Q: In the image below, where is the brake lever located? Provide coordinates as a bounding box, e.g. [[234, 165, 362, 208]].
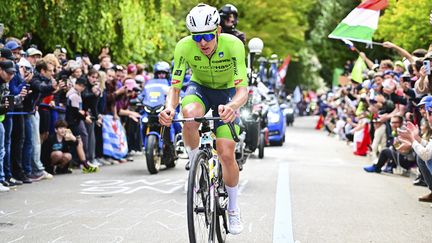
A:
[[227, 122, 240, 143]]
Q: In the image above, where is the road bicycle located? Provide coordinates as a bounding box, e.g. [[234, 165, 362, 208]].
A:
[[171, 117, 239, 243]]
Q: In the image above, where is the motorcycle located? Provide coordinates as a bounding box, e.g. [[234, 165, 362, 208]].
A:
[[280, 102, 295, 126], [138, 78, 179, 174]]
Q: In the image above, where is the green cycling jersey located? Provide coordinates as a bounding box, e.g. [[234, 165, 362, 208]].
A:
[[171, 33, 247, 90]]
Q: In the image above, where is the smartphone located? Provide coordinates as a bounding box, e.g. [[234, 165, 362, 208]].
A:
[[2, 95, 14, 111], [424, 60, 431, 75]]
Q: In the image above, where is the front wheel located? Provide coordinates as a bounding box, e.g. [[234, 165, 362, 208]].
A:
[[258, 133, 265, 159], [187, 151, 216, 243], [145, 135, 161, 174], [216, 171, 228, 243]]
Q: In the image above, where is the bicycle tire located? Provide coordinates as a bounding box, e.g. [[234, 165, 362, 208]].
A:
[[215, 166, 229, 243], [187, 150, 216, 243]]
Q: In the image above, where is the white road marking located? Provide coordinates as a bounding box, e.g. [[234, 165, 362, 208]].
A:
[[273, 163, 294, 243], [82, 221, 110, 230], [238, 179, 249, 195], [50, 236, 64, 243], [7, 236, 24, 243], [23, 221, 30, 230], [144, 209, 160, 218], [51, 221, 72, 230], [106, 208, 124, 218]]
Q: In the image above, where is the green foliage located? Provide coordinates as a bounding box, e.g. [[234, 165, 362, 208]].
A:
[[0, 0, 180, 64], [304, 0, 358, 86], [0, 0, 316, 67], [375, 0, 432, 52]]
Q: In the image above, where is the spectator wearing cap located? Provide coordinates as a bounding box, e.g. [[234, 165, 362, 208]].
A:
[[127, 64, 137, 79], [26, 48, 42, 67], [4, 40, 22, 62], [119, 78, 141, 155], [6, 58, 32, 185], [22, 60, 57, 181], [53, 46, 67, 64], [0, 48, 16, 62], [2, 55, 29, 187], [394, 61, 406, 77], [0, 60, 18, 190], [65, 77, 97, 172]]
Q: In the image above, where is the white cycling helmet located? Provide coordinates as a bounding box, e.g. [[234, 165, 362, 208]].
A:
[[186, 3, 220, 33]]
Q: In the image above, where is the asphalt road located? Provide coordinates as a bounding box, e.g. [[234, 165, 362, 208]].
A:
[[1, 116, 431, 243]]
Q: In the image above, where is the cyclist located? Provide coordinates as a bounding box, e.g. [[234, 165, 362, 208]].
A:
[[159, 3, 248, 235], [219, 4, 246, 44]]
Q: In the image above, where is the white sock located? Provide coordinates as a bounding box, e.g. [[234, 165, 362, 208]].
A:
[[187, 147, 199, 162], [226, 185, 239, 212]]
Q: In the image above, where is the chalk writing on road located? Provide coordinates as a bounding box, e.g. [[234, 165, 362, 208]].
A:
[[80, 179, 186, 195]]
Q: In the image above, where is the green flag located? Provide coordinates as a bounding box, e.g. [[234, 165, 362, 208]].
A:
[[351, 55, 367, 83], [332, 68, 344, 87]]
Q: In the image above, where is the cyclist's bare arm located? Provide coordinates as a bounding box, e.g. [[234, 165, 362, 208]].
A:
[[159, 87, 180, 126], [228, 86, 248, 110]]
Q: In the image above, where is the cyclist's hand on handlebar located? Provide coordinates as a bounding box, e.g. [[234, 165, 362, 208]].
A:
[[218, 104, 236, 123], [159, 107, 175, 126]]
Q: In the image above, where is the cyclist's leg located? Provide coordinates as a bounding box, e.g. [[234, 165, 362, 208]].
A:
[[181, 82, 208, 160], [215, 125, 243, 234], [209, 88, 241, 210]]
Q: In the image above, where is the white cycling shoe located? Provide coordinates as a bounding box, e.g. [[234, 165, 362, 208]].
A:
[[228, 210, 244, 235]]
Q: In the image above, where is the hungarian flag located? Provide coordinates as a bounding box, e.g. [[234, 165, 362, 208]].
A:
[[277, 55, 291, 85], [328, 0, 388, 43]]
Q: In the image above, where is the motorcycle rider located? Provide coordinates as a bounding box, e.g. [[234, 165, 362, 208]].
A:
[[219, 4, 246, 44], [153, 61, 171, 81]]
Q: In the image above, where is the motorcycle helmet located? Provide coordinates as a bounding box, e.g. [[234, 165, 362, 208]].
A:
[[154, 61, 171, 79], [219, 4, 239, 27], [186, 4, 220, 33]]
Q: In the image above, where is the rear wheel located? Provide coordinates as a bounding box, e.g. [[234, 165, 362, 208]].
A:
[[187, 151, 216, 243], [145, 135, 161, 174], [258, 133, 265, 159]]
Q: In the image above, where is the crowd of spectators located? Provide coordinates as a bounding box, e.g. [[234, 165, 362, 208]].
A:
[[0, 35, 156, 192], [316, 39, 432, 204]]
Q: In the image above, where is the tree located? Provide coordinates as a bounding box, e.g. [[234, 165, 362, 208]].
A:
[[375, 0, 432, 52]]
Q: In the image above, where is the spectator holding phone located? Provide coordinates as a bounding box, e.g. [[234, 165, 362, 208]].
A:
[[81, 69, 101, 166], [0, 60, 16, 191], [414, 53, 432, 95]]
